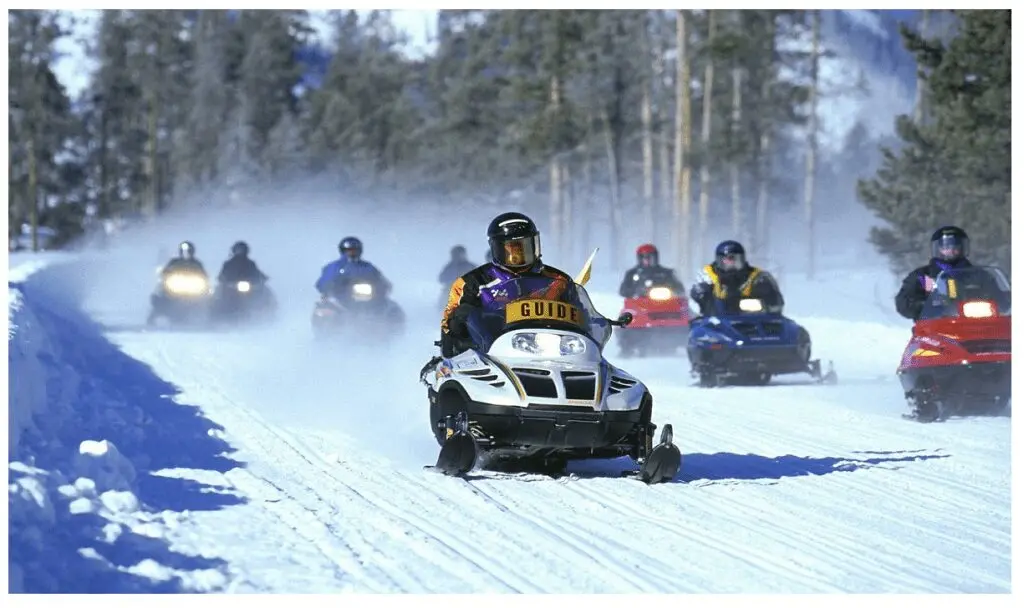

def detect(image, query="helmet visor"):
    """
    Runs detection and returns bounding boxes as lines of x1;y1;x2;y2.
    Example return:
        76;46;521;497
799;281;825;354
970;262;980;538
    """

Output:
932;233;968;262
717;252;744;271
492;236;540;269
639;252;657;267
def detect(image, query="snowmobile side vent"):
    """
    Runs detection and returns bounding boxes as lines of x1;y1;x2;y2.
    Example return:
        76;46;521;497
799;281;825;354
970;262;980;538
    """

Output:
511;367;557;398
731;321;759;337
961;339;1012;354
608;375;637;395
760;321;784;337
459;369;493;376
469;374;501;383
561;371;598;401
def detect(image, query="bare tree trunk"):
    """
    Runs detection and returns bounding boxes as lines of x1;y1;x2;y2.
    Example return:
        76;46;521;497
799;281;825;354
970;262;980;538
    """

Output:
641;12;654;213
754;13;776;256
27;134;38;252
602;109;623;264
803;10;821;279
653;18;671;227
672;10;694;276
583;111;594;257
729;60;744;241
146;92;159;217
697;11;716;264
641;84;655;237
549;74;564;261
913;9;930;125
561;161;573;263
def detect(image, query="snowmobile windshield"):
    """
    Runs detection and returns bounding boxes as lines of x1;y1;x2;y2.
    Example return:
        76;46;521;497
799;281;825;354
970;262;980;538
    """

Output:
464;276;614;353
920;265;1011;320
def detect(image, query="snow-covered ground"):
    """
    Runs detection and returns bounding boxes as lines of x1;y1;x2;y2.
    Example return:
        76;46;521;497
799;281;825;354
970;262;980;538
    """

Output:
7;243;1012;593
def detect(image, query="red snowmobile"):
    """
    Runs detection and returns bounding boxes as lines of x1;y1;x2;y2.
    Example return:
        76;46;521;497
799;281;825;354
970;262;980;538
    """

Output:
897;265;1011;422
616;282;691;357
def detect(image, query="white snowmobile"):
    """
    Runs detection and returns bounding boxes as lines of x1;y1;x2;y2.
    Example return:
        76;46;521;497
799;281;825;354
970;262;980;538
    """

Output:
418;249;681;484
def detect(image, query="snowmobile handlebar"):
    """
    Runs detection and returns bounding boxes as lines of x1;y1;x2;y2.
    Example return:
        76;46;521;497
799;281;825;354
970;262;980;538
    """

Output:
609;312;633;327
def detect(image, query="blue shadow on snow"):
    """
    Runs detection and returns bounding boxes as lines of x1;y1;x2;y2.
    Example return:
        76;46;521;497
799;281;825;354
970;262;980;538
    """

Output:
566;449;948;484
9;262;247;593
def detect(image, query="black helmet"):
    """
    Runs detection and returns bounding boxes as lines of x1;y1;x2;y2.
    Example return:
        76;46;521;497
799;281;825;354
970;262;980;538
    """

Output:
487;212;541;271
714;240;746;272
178;241;196;260
930;225;969;263
451;245;467;261
231;240;249;257
339;236;363;261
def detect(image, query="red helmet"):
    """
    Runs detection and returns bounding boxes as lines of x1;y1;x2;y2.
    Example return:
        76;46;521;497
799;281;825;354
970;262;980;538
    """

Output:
636;243;658;267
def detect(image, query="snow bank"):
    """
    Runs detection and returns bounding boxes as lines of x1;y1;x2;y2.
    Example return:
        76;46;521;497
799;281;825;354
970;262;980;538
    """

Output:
8;258;243;592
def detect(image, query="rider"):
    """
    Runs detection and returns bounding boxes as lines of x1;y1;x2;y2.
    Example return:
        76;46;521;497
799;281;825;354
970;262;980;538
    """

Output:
894;225;975;320
439;211;577;358
160;241;206;276
218;240;267;285
618;243;686;298
316;236;392;299
438;245;477;286
689;240;784;316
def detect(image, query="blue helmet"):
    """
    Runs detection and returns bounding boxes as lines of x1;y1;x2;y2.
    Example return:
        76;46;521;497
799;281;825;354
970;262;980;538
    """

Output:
714;240;746;272
339;236;363;261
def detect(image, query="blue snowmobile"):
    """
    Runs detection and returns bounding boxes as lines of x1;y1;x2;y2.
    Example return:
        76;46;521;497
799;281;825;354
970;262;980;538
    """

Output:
686;296;837;387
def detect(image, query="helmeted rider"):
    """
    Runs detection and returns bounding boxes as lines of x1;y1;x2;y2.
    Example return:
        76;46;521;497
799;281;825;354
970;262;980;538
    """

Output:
161;241;206;276
218;240;268;285
439;211;577;358
619;243;686;299
438;245;477;286
894;225;976;320
316;236;392;299
690;240;784;316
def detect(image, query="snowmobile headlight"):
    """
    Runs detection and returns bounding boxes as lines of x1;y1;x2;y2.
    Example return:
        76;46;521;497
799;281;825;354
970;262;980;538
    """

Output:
352;283;373;300
962;300;994;318
510;332;587;357
739;298;763;312
164;273;208;296
236;281;251;293
649;286;673;301
559;335;587;355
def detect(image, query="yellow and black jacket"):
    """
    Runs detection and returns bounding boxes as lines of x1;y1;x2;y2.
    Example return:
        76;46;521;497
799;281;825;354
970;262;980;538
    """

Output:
689;263;784;316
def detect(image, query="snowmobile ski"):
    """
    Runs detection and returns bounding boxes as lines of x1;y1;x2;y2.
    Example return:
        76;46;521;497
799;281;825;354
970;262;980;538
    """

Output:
635;424;681;484
433;411;479;476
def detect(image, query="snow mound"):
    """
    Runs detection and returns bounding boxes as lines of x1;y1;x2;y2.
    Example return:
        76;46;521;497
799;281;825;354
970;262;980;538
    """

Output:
8;259;243;592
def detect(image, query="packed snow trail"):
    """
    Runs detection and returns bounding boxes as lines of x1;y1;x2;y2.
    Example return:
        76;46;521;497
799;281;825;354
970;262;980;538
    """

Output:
10;255;1012;592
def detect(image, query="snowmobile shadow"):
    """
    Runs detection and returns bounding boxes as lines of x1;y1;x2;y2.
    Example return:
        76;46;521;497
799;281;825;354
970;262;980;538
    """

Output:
10;263;245;593
556;449;949;485
675;449;950;484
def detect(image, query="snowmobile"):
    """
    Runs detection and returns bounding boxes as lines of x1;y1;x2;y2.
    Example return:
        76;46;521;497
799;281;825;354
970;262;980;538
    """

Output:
209;275;277;326
897;265;1011;422
419;249;681;484
616;280;691;357
146;266;213;327
311;270;405;342
686;297;837;387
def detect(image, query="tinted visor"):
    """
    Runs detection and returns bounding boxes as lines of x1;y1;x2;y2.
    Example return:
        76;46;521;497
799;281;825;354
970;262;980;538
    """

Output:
932;234;968;262
638;252;658;267
717;252;744;271
492;236;540;269
343;247;360;260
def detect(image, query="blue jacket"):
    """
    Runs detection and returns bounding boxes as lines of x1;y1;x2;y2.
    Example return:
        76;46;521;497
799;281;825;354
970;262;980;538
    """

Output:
315;258;349;293
316;258;391;295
